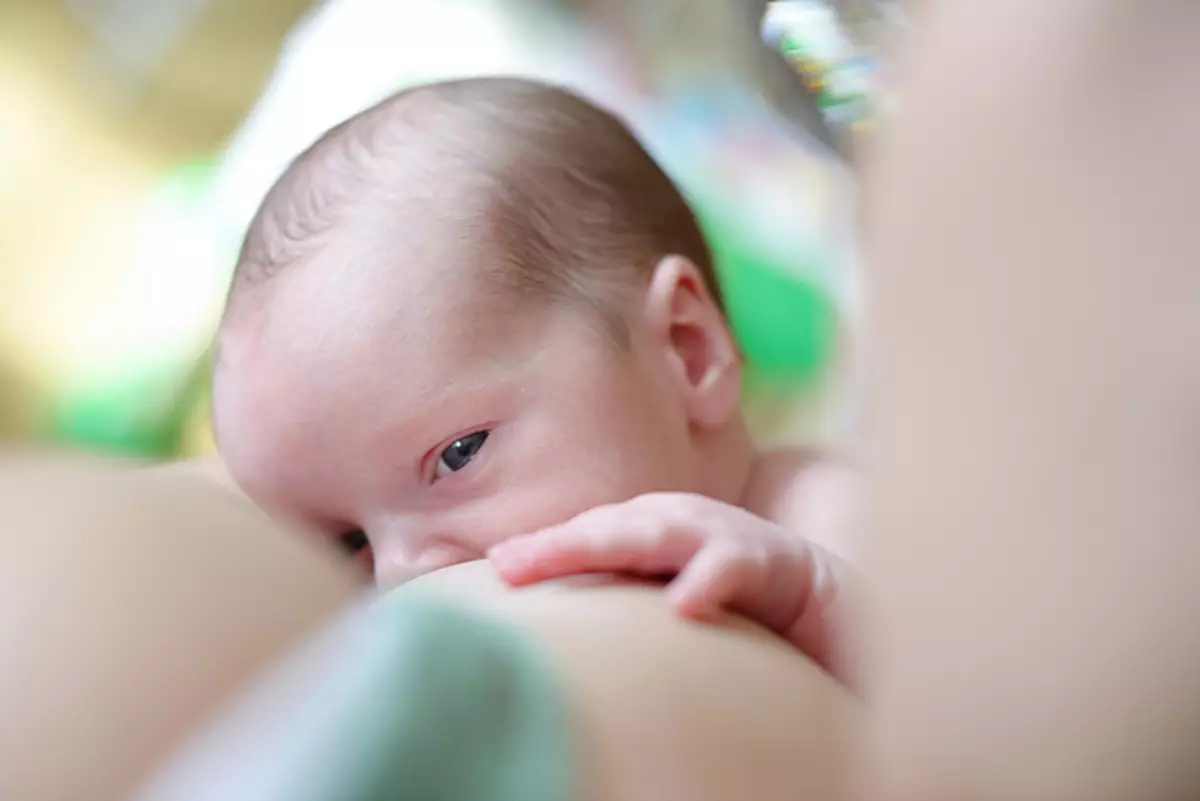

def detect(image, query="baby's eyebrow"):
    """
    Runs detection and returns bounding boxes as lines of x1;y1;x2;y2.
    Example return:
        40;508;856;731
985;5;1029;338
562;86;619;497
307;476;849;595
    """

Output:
374;363;519;456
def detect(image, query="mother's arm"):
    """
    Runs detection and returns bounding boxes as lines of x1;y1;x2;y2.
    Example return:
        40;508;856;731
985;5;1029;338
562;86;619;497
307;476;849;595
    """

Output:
865;3;1200;799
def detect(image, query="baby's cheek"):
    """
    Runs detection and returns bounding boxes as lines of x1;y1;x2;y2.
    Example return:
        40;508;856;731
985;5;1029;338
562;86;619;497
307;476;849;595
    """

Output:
485;480;644;538
459;430;690;550
461;496;576;546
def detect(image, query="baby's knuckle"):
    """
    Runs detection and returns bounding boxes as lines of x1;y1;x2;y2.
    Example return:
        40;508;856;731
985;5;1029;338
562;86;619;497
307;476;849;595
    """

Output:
662;493;706;522
726;538;760;561
658;524;696;553
581;502;632;532
747;543;775;568
707;541;763;576
627;492;674;515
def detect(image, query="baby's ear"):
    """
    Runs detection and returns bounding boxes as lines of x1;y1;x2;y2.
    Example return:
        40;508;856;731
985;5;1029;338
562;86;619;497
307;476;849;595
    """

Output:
642;255;741;428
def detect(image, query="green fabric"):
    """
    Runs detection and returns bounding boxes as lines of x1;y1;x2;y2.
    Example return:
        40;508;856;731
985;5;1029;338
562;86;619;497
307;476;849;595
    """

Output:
136;595;574;801
352;594;574;801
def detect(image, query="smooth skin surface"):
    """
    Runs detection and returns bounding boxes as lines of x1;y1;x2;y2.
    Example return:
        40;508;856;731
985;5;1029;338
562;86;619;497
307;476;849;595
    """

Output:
217;196;854;665
863;2;1200;799
0;456;859;801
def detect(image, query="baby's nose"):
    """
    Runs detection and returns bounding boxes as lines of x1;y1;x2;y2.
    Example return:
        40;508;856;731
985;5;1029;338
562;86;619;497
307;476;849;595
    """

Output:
371;536;480;590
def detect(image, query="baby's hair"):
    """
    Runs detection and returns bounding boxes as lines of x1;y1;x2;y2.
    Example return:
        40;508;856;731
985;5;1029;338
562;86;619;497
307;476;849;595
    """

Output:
224;76;721;337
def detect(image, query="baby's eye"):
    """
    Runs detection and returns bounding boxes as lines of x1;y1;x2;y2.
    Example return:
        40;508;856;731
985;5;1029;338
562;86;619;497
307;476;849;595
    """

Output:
338;529;369;556
435;430;490;479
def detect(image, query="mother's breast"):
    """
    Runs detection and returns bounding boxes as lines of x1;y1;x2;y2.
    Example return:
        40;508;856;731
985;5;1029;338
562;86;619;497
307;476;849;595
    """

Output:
403;560;862;801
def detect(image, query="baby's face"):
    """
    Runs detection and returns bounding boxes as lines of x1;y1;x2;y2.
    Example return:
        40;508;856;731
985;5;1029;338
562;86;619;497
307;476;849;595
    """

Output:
215;254;705;587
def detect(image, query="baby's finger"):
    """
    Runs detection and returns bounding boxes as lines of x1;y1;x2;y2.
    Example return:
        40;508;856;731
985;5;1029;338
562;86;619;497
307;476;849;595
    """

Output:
783;550;854;680
665;541;760;620
489;521;703;586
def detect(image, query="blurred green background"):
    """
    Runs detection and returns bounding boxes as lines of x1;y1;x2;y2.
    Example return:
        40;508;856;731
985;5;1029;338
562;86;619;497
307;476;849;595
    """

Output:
0;0;878;457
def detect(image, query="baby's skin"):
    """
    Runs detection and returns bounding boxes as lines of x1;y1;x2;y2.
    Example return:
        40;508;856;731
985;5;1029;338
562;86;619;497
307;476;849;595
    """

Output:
213;77;855;677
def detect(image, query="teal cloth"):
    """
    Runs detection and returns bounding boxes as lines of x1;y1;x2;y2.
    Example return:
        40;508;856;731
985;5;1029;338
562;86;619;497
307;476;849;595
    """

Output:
133;594;574;801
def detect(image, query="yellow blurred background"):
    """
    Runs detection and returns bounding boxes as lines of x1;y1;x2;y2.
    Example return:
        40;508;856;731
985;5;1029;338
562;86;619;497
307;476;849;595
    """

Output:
0;0;876;457
1;0;319;450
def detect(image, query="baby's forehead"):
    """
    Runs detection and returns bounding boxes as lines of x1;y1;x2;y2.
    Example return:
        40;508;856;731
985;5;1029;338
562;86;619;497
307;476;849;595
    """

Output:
258;237;541;373
220;253;573;449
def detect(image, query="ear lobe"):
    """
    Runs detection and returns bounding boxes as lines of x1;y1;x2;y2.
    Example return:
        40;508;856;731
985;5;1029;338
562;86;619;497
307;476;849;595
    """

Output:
644;255;741;429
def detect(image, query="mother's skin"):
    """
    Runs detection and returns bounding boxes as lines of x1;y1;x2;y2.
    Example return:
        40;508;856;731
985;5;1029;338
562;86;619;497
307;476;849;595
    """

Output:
864;2;1200;799
0;456;858;801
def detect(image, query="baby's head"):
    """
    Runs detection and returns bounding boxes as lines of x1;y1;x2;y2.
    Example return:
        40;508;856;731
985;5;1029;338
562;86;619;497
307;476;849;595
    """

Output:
213;77;754;586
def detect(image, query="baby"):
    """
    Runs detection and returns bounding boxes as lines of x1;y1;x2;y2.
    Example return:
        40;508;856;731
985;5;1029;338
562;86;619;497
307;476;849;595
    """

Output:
212;76;853;672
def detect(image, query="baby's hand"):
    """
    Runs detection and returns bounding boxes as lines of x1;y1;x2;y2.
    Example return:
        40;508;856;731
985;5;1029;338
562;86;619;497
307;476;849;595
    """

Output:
488;492;853;677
